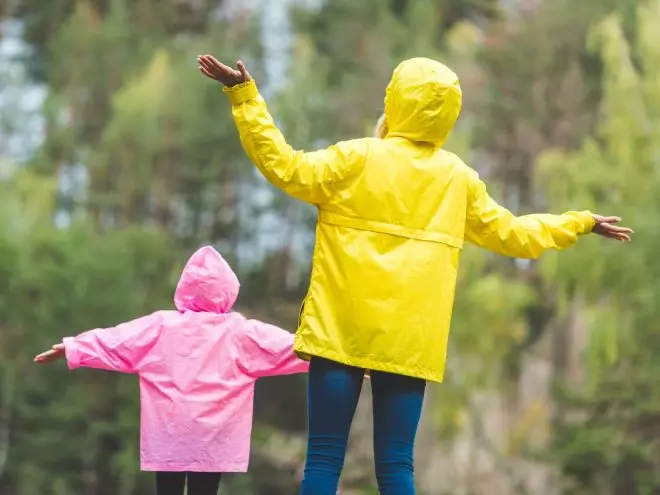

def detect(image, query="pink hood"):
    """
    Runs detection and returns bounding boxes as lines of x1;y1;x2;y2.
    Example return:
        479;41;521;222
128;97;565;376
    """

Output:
174;246;239;313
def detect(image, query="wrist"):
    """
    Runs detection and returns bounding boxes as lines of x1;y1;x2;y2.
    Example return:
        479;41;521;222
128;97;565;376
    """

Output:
223;80;259;105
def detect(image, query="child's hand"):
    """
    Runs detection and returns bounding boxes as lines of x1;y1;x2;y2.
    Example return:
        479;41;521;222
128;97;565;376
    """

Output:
592;215;633;242
197;55;252;87
34;343;65;364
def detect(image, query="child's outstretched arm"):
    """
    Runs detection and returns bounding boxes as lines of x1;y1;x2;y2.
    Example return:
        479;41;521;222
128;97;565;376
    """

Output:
465;172;632;259
33;312;163;373
235;319;309;379
197;55;367;205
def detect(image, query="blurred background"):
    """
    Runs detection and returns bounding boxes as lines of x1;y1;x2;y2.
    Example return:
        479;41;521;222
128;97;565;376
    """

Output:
0;0;657;493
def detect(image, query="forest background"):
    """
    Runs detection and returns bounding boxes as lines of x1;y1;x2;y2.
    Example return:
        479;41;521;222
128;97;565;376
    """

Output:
0;0;657;493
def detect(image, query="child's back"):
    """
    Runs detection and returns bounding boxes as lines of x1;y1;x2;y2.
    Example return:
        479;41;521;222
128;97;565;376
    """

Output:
60;246;307;472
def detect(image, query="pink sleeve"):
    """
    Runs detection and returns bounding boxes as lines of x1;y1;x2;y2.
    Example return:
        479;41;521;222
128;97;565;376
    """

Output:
62;312;163;373
235;319;309;379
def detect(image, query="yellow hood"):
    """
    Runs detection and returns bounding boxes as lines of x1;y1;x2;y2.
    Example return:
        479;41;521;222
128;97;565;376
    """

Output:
384;58;462;146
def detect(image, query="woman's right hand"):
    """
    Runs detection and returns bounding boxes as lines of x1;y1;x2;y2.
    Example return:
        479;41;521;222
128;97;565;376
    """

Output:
34;343;65;364
592;215;633;241
197;55;252;87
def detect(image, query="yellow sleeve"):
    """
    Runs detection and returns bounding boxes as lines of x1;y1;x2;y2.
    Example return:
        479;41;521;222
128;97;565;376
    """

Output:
224;80;367;204
465;173;595;259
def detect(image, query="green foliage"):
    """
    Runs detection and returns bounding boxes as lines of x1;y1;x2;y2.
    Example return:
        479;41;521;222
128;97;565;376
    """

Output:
0;172;178;494
538;1;660;492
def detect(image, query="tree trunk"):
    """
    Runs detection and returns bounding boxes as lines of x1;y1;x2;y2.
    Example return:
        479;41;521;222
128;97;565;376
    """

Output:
0;362;15;481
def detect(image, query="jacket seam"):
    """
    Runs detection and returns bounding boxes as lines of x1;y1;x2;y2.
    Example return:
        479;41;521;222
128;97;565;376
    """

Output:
319;210;463;248
297;218;324;331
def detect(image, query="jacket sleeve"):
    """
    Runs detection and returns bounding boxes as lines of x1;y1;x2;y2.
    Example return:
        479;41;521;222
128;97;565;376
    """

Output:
224;80;367;204
62;312;163;373
464;173;595;259
235;319;309;379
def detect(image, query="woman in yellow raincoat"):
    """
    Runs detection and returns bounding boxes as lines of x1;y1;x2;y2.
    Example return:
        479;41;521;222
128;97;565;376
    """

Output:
198;55;632;495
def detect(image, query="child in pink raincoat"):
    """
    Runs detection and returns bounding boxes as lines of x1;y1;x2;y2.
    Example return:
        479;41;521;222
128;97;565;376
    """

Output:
34;246;309;495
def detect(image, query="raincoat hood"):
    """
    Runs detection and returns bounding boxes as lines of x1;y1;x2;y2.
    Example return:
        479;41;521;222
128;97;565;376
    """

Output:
174;246;239;313
384;57;462;145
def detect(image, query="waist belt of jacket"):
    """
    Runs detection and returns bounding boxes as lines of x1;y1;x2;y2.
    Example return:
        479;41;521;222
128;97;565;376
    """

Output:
318;210;464;249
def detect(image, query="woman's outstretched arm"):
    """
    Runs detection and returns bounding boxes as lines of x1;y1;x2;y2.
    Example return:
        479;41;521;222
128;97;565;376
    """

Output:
465;172;632;258
198;55;367;205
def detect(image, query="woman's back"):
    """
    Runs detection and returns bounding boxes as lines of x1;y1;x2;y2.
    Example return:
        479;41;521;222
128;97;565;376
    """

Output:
326;139;472;245
296;145;468;379
300;139;475;381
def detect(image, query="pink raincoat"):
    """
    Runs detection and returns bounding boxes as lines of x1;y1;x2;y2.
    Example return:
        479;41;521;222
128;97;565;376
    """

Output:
62;246;308;472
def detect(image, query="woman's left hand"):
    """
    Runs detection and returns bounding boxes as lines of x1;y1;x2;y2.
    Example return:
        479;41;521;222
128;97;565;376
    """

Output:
197;55;252;87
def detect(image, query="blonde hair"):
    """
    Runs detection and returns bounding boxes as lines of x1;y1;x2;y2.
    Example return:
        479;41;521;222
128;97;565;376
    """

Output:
374;114;388;138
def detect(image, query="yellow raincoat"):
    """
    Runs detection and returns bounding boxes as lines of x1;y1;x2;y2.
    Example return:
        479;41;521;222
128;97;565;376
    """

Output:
225;58;594;382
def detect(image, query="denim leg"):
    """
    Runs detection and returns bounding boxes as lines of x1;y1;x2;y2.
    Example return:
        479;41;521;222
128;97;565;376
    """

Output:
300;357;364;495
371;370;426;495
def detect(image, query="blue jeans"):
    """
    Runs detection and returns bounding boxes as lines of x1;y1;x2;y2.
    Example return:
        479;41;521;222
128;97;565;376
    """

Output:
300;357;426;495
